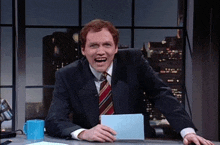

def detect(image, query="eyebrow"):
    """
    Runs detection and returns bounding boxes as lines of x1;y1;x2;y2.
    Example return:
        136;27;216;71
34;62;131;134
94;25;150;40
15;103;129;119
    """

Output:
89;42;99;45
89;41;113;45
103;41;113;44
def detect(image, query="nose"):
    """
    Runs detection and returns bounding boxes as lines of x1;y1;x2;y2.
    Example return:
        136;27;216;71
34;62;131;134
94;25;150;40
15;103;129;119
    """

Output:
96;46;105;55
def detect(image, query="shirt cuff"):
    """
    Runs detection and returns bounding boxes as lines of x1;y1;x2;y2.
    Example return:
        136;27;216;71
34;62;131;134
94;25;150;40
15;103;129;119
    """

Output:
180;127;196;138
70;128;87;140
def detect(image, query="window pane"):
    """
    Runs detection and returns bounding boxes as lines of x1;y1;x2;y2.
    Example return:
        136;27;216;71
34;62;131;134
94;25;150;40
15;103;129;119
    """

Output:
0;88;12;131
82;0;132;26
134;29;178;49
118;29;131;48
0;27;12;85
135;29;183;120
25;0;79;26
26;28;65;86
26;88;43;120
0;0;12;24
134;29;183;83
135;0;178;26
26;28;80;86
26;88;54;120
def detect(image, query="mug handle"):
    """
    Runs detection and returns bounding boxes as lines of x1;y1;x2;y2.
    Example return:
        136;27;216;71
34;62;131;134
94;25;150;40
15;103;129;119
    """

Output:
23;123;27;135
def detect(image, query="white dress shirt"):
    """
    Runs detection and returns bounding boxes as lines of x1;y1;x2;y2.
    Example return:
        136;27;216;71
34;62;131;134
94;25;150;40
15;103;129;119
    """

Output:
71;63;195;139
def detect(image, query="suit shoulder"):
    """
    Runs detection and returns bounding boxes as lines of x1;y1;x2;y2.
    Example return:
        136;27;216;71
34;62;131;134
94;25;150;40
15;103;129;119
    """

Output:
56;58;84;75
116;48;143;64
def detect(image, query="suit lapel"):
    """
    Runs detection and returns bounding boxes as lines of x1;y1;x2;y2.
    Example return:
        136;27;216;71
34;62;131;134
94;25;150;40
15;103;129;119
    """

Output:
111;57;130;114
78;59;99;126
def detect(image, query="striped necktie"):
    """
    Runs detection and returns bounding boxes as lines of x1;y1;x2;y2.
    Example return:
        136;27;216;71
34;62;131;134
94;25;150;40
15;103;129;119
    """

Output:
99;72;114;116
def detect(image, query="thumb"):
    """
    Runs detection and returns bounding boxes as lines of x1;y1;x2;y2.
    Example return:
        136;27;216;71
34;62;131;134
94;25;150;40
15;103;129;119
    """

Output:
183;138;189;145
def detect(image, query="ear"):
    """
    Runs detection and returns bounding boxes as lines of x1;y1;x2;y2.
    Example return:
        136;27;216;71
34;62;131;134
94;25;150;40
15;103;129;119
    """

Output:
115;45;118;54
81;47;85;56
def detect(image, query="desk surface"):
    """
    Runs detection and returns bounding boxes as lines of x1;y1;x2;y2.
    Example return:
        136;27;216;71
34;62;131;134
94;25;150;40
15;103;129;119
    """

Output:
1;135;220;145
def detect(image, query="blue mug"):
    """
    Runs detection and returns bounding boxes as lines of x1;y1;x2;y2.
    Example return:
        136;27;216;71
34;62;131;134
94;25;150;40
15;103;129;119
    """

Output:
23;119;44;141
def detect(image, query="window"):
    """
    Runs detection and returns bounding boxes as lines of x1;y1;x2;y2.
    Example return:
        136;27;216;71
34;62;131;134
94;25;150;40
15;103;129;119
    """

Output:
0;0;13;131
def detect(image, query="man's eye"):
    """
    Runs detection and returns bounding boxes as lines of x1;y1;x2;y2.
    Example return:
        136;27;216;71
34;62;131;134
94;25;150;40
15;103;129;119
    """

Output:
90;44;99;48
104;43;111;47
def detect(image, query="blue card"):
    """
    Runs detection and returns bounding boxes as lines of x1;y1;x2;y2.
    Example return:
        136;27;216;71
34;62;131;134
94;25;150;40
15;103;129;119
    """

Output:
101;114;145;140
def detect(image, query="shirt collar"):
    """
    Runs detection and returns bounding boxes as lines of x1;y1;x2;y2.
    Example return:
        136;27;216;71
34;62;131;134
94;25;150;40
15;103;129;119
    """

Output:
89;63;113;81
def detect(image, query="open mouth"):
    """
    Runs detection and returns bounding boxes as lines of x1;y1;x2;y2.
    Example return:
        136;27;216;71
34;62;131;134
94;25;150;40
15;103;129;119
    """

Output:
95;58;107;63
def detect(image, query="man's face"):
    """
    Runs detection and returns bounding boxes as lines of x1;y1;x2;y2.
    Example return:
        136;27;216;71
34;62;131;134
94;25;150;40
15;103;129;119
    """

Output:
81;28;118;73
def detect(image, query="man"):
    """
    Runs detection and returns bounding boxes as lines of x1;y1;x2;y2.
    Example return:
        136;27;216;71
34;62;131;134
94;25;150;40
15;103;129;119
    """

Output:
45;19;213;145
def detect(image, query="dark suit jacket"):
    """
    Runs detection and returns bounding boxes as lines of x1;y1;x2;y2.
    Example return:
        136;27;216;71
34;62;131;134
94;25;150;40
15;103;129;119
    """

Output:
45;48;196;138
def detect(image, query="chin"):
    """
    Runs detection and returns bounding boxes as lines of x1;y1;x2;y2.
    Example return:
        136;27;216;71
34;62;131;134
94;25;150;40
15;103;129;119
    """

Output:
96;69;106;73
95;67;107;73
93;65;108;72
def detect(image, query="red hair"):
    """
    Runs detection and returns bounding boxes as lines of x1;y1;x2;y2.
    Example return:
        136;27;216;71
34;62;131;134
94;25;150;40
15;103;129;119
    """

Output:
80;19;119;48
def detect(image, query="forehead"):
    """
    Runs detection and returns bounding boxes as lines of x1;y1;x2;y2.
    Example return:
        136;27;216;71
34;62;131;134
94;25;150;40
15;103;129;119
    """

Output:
86;28;114;43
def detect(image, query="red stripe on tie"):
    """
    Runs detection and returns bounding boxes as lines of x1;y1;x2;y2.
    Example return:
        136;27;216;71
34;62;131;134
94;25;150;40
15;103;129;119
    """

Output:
99;84;111;103
99;72;114;117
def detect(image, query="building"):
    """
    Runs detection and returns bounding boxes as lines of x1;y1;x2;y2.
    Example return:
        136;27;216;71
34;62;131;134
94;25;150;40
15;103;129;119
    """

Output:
142;36;183;121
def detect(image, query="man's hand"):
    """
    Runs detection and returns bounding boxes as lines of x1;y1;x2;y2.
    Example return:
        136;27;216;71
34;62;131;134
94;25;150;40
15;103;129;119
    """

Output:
78;124;117;142
183;133;214;145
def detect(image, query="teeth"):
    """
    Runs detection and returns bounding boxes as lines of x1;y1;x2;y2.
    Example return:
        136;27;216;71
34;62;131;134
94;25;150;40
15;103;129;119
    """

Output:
95;58;106;62
97;58;105;60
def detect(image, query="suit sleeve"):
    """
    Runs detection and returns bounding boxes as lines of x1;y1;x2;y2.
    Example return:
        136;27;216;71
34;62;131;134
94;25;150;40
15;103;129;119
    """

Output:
138;54;197;133
45;70;82;138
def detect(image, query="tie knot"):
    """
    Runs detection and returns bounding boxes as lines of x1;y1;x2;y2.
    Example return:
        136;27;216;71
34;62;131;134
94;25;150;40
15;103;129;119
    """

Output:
102;72;108;79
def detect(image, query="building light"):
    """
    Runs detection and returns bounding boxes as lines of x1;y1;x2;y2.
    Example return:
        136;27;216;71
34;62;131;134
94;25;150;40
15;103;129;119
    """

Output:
167;79;174;82
162;40;166;44
72;33;79;43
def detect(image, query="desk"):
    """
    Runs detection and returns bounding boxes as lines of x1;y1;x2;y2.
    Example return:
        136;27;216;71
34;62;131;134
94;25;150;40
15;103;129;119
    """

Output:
1;135;220;145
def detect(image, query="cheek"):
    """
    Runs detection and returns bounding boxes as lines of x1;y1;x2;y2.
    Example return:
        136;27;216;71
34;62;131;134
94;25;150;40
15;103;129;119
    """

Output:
86;52;97;60
109;50;117;57
83;49;95;56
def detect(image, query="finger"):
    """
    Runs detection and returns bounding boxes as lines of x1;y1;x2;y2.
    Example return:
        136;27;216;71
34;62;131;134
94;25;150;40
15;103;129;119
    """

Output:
85;130;110;143
94;131;115;142
195;137;214;145
201;139;210;145
196;136;213;145
188;137;200;145
205;140;214;145
194;141;201;145
92;135;106;142
96;124;116;137
81;128;107;142
183;138;189;145
200;139;214;145
99;128;116;142
93;125;116;142
208;140;215;145
101;125;117;135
